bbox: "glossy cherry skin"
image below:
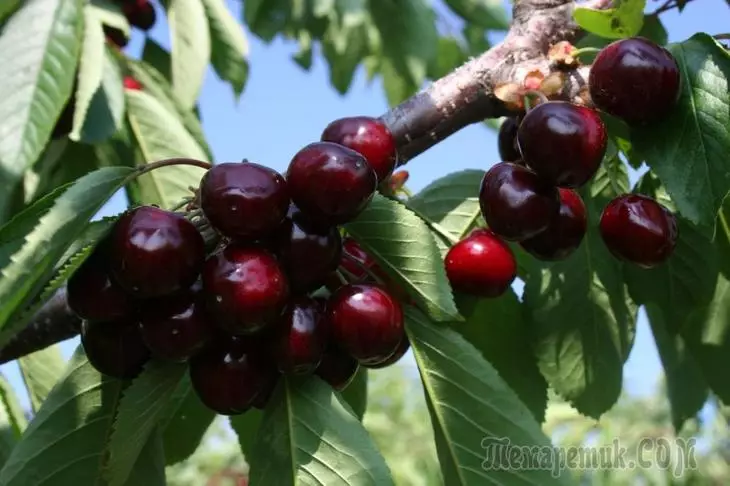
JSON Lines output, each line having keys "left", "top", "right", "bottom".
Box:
{"left": 81, "top": 318, "right": 150, "bottom": 379}
{"left": 364, "top": 336, "right": 410, "bottom": 369}
{"left": 327, "top": 284, "right": 404, "bottom": 365}
{"left": 599, "top": 194, "right": 678, "bottom": 268}
{"left": 189, "top": 336, "right": 275, "bottom": 415}
{"left": 517, "top": 101, "right": 607, "bottom": 188}
{"left": 123, "top": 76, "right": 142, "bottom": 91}
{"left": 590, "top": 37, "right": 681, "bottom": 126}
{"left": 202, "top": 244, "right": 289, "bottom": 334}
{"left": 479, "top": 162, "right": 560, "bottom": 241}
{"left": 274, "top": 207, "right": 342, "bottom": 294}
{"left": 321, "top": 116, "right": 398, "bottom": 182}
{"left": 286, "top": 142, "right": 377, "bottom": 225}
{"left": 498, "top": 117, "right": 522, "bottom": 162}
{"left": 138, "top": 283, "right": 213, "bottom": 362}
{"left": 200, "top": 162, "right": 290, "bottom": 240}
{"left": 110, "top": 206, "right": 205, "bottom": 299}
{"left": 340, "top": 238, "right": 378, "bottom": 280}
{"left": 315, "top": 346, "right": 360, "bottom": 391}
{"left": 67, "top": 242, "right": 132, "bottom": 322}
{"left": 520, "top": 188, "right": 587, "bottom": 261}
{"left": 124, "top": 0, "right": 156, "bottom": 31}
{"left": 272, "top": 297, "right": 327, "bottom": 374}
{"left": 445, "top": 229, "right": 516, "bottom": 298}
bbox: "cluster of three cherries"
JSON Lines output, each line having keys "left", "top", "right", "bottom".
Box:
{"left": 69, "top": 116, "right": 411, "bottom": 414}
{"left": 445, "top": 37, "right": 681, "bottom": 298}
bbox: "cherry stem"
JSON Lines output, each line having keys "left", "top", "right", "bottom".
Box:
{"left": 137, "top": 158, "right": 212, "bottom": 176}
{"left": 570, "top": 47, "right": 601, "bottom": 58}
{"left": 522, "top": 90, "right": 549, "bottom": 112}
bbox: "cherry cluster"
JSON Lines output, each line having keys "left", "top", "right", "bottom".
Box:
{"left": 68, "top": 117, "right": 410, "bottom": 415}
{"left": 104, "top": 0, "right": 157, "bottom": 49}
{"left": 445, "top": 37, "right": 681, "bottom": 298}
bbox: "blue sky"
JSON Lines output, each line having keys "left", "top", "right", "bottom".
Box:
{"left": 3, "top": 0, "right": 728, "bottom": 413}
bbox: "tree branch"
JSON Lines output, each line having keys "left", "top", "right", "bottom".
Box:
{"left": 0, "top": 0, "right": 612, "bottom": 364}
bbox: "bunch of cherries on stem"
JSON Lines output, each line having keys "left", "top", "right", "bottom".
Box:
{"left": 445, "top": 36, "right": 681, "bottom": 299}
{"left": 104, "top": 0, "right": 157, "bottom": 49}
{"left": 68, "top": 116, "right": 411, "bottom": 414}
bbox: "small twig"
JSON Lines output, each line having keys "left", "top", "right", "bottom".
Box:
{"left": 340, "top": 252, "right": 386, "bottom": 285}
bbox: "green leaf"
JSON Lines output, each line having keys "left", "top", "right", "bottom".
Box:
{"left": 0, "top": 348, "right": 124, "bottom": 485}
{"left": 454, "top": 291, "right": 548, "bottom": 423}
{"left": 229, "top": 410, "right": 263, "bottom": 459}
{"left": 89, "top": 0, "right": 130, "bottom": 37}
{"left": 141, "top": 38, "right": 172, "bottom": 83}
{"left": 0, "top": 166, "right": 136, "bottom": 346}
{"left": 426, "top": 37, "right": 468, "bottom": 80}
{"left": 323, "top": 23, "right": 368, "bottom": 95}
{"left": 573, "top": 0, "right": 646, "bottom": 39}
{"left": 202, "top": 0, "right": 249, "bottom": 97}
{"left": 18, "top": 345, "right": 66, "bottom": 413}
{"left": 524, "top": 161, "right": 637, "bottom": 418}
{"left": 248, "top": 377, "right": 395, "bottom": 485}
{"left": 167, "top": 0, "right": 211, "bottom": 109}
{"left": 0, "top": 0, "right": 85, "bottom": 220}
{"left": 0, "top": 374, "right": 27, "bottom": 439}
{"left": 633, "top": 34, "right": 730, "bottom": 233}
{"left": 242, "top": 0, "right": 289, "bottom": 42}
{"left": 107, "top": 362, "right": 186, "bottom": 486}
{"left": 0, "top": 402, "right": 19, "bottom": 470}
{"left": 340, "top": 367, "right": 368, "bottom": 421}
{"left": 344, "top": 194, "right": 460, "bottom": 322}
{"left": 125, "top": 89, "right": 208, "bottom": 209}
{"left": 0, "top": 0, "right": 21, "bottom": 23}
{"left": 443, "top": 0, "right": 508, "bottom": 30}
{"left": 405, "top": 307, "right": 570, "bottom": 485}
{"left": 160, "top": 375, "right": 216, "bottom": 465}
{"left": 25, "top": 141, "right": 103, "bottom": 203}
{"left": 123, "top": 431, "right": 166, "bottom": 486}
{"left": 380, "top": 58, "right": 418, "bottom": 107}
{"left": 70, "top": 9, "right": 125, "bottom": 143}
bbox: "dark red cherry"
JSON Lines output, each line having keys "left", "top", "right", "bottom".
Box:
{"left": 202, "top": 244, "right": 289, "bottom": 334}
{"left": 103, "top": 25, "right": 128, "bottom": 48}
{"left": 599, "top": 194, "right": 678, "bottom": 268}
{"left": 200, "top": 162, "right": 290, "bottom": 240}
{"left": 517, "top": 101, "right": 607, "bottom": 188}
{"left": 498, "top": 117, "right": 522, "bottom": 162}
{"left": 286, "top": 142, "right": 377, "bottom": 225}
{"left": 327, "top": 284, "right": 404, "bottom": 365}
{"left": 110, "top": 206, "right": 205, "bottom": 299}
{"left": 125, "top": 0, "right": 156, "bottom": 31}
{"left": 189, "top": 336, "right": 274, "bottom": 415}
{"left": 479, "top": 162, "right": 560, "bottom": 241}
{"left": 123, "top": 76, "right": 142, "bottom": 91}
{"left": 444, "top": 229, "right": 516, "bottom": 298}
{"left": 340, "top": 237, "right": 378, "bottom": 280}
{"left": 81, "top": 318, "right": 150, "bottom": 379}
{"left": 590, "top": 37, "right": 681, "bottom": 126}
{"left": 274, "top": 207, "right": 342, "bottom": 294}
{"left": 321, "top": 116, "right": 398, "bottom": 182}
{"left": 67, "top": 241, "right": 132, "bottom": 322}
{"left": 520, "top": 188, "right": 587, "bottom": 261}
{"left": 315, "top": 346, "right": 360, "bottom": 391}
{"left": 139, "top": 283, "right": 212, "bottom": 362}
{"left": 272, "top": 297, "right": 327, "bottom": 374}
{"left": 364, "top": 335, "right": 410, "bottom": 369}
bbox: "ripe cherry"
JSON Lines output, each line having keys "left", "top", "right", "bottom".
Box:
{"left": 498, "top": 117, "right": 522, "bottom": 162}
{"left": 67, "top": 241, "right": 132, "bottom": 322}
{"left": 479, "top": 162, "right": 560, "bottom": 241}
{"left": 517, "top": 101, "right": 607, "bottom": 188}
{"left": 274, "top": 207, "right": 342, "bottom": 293}
{"left": 123, "top": 76, "right": 142, "bottom": 91}
{"left": 139, "top": 283, "right": 212, "bottom": 362}
{"left": 286, "top": 142, "right": 376, "bottom": 225}
{"left": 272, "top": 297, "right": 326, "bottom": 375}
{"left": 200, "top": 162, "right": 290, "bottom": 240}
{"left": 321, "top": 116, "right": 398, "bottom": 182}
{"left": 520, "top": 188, "right": 587, "bottom": 261}
{"left": 340, "top": 237, "right": 379, "bottom": 280}
{"left": 202, "top": 244, "right": 289, "bottom": 334}
{"left": 445, "top": 229, "right": 516, "bottom": 298}
{"left": 189, "top": 336, "right": 274, "bottom": 415}
{"left": 124, "top": 0, "right": 156, "bottom": 31}
{"left": 315, "top": 346, "right": 360, "bottom": 391}
{"left": 599, "top": 194, "right": 678, "bottom": 268}
{"left": 81, "top": 318, "right": 150, "bottom": 379}
{"left": 327, "top": 284, "right": 404, "bottom": 366}
{"left": 110, "top": 206, "right": 205, "bottom": 299}
{"left": 590, "top": 37, "right": 681, "bottom": 126}
{"left": 364, "top": 336, "right": 410, "bottom": 369}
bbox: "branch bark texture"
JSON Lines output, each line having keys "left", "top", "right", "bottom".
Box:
{"left": 0, "top": 0, "right": 612, "bottom": 364}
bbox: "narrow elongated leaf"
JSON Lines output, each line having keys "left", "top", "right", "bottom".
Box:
{"left": 167, "top": 0, "right": 211, "bottom": 109}
{"left": 248, "top": 377, "right": 395, "bottom": 485}
{"left": 18, "top": 345, "right": 66, "bottom": 412}
{"left": 443, "top": 0, "right": 508, "bottom": 30}
{"left": 0, "top": 375, "right": 27, "bottom": 438}
{"left": 0, "top": 166, "right": 135, "bottom": 345}
{"left": 107, "top": 362, "right": 186, "bottom": 486}
{"left": 89, "top": 0, "right": 130, "bottom": 36}
{"left": 0, "top": 348, "right": 124, "bottom": 485}
{"left": 573, "top": 0, "right": 645, "bottom": 39}
{"left": 126, "top": 89, "right": 208, "bottom": 209}
{"left": 345, "top": 194, "right": 460, "bottom": 322}
{"left": 70, "top": 8, "right": 104, "bottom": 141}
{"left": 633, "top": 34, "right": 730, "bottom": 233}
{"left": 0, "top": 0, "right": 21, "bottom": 23}
{"left": 202, "top": 0, "right": 249, "bottom": 96}
{"left": 0, "top": 401, "right": 18, "bottom": 469}
{"left": 229, "top": 410, "right": 263, "bottom": 459}
{"left": 123, "top": 430, "right": 166, "bottom": 486}
{"left": 141, "top": 38, "right": 172, "bottom": 83}
{"left": 26, "top": 141, "right": 102, "bottom": 203}
{"left": 0, "top": 0, "right": 85, "bottom": 219}
{"left": 406, "top": 307, "right": 571, "bottom": 485}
